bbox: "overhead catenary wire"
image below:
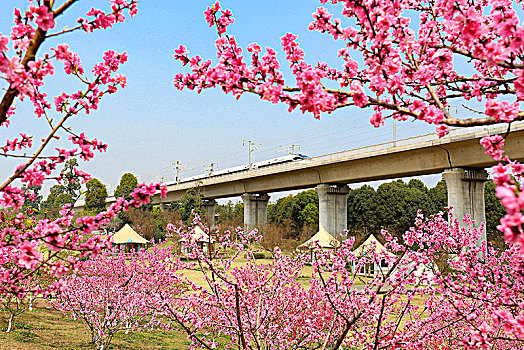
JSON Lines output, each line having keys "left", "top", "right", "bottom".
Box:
{"left": 152, "top": 117, "right": 429, "bottom": 180}
{"left": 128, "top": 95, "right": 516, "bottom": 187}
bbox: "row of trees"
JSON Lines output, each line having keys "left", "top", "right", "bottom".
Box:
{"left": 0, "top": 1, "right": 170, "bottom": 343}
{"left": 34, "top": 162, "right": 506, "bottom": 248}
{"left": 46, "top": 213, "right": 524, "bottom": 350}
{"left": 265, "top": 178, "right": 505, "bottom": 245}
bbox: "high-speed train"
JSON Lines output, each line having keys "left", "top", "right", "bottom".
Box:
{"left": 178, "top": 154, "right": 309, "bottom": 184}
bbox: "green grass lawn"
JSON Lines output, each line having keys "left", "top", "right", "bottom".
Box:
{"left": 0, "top": 301, "right": 191, "bottom": 350}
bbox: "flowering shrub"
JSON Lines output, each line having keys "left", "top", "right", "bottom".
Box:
{"left": 0, "top": 270, "right": 39, "bottom": 333}
{"left": 0, "top": 0, "right": 167, "bottom": 310}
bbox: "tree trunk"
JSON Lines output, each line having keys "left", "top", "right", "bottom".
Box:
{"left": 6, "top": 313, "right": 14, "bottom": 332}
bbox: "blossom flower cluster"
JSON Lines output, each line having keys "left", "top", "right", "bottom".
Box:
{"left": 174, "top": 0, "right": 524, "bottom": 134}
{"left": 0, "top": 180, "right": 166, "bottom": 299}
{"left": 51, "top": 244, "right": 188, "bottom": 349}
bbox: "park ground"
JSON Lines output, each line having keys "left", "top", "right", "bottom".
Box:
{"left": 0, "top": 255, "right": 425, "bottom": 349}
{"left": 0, "top": 300, "right": 188, "bottom": 350}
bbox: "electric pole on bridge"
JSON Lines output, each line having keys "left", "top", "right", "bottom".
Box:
{"left": 280, "top": 144, "right": 301, "bottom": 155}
{"left": 206, "top": 162, "right": 217, "bottom": 177}
{"left": 393, "top": 119, "right": 397, "bottom": 145}
{"left": 172, "top": 161, "right": 183, "bottom": 184}
{"left": 242, "top": 140, "right": 261, "bottom": 169}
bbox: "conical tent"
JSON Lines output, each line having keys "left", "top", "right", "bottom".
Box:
{"left": 298, "top": 228, "right": 340, "bottom": 250}
{"left": 111, "top": 224, "right": 148, "bottom": 244}
{"left": 352, "top": 234, "right": 394, "bottom": 257}
{"left": 179, "top": 225, "right": 215, "bottom": 243}
{"left": 177, "top": 225, "right": 215, "bottom": 257}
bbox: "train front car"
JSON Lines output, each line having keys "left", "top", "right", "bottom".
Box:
{"left": 293, "top": 154, "right": 310, "bottom": 160}
{"left": 253, "top": 154, "right": 310, "bottom": 169}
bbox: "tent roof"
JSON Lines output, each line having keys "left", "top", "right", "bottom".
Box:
{"left": 352, "top": 234, "right": 395, "bottom": 257}
{"left": 112, "top": 224, "right": 148, "bottom": 244}
{"left": 179, "top": 225, "right": 215, "bottom": 243}
{"left": 298, "top": 228, "right": 340, "bottom": 250}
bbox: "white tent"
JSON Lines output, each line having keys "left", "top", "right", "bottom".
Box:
{"left": 298, "top": 228, "right": 340, "bottom": 250}
{"left": 178, "top": 225, "right": 215, "bottom": 243}
{"left": 351, "top": 234, "right": 395, "bottom": 276}
{"left": 111, "top": 224, "right": 148, "bottom": 244}
{"left": 353, "top": 234, "right": 394, "bottom": 257}
{"left": 178, "top": 225, "right": 215, "bottom": 257}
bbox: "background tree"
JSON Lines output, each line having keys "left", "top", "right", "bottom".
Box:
{"left": 84, "top": 178, "right": 108, "bottom": 214}
{"left": 268, "top": 195, "right": 300, "bottom": 234}
{"left": 485, "top": 180, "right": 507, "bottom": 250}
{"left": 40, "top": 185, "right": 74, "bottom": 219}
{"left": 114, "top": 173, "right": 138, "bottom": 200}
{"left": 300, "top": 203, "right": 319, "bottom": 228}
{"left": 170, "top": 188, "right": 206, "bottom": 225}
{"left": 40, "top": 159, "right": 87, "bottom": 218}
{"left": 126, "top": 206, "right": 181, "bottom": 241}
{"left": 215, "top": 200, "right": 244, "bottom": 227}
{"left": 114, "top": 173, "right": 138, "bottom": 224}
{"left": 428, "top": 179, "right": 448, "bottom": 214}
{"left": 294, "top": 189, "right": 319, "bottom": 230}
{"left": 268, "top": 189, "right": 319, "bottom": 238}
{"left": 59, "top": 158, "right": 82, "bottom": 198}
{"left": 260, "top": 178, "right": 506, "bottom": 247}
{"left": 347, "top": 184, "right": 379, "bottom": 234}
{"left": 374, "top": 180, "right": 433, "bottom": 238}
{"left": 21, "top": 185, "right": 42, "bottom": 214}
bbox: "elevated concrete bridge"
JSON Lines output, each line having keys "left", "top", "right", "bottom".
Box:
{"left": 76, "top": 123, "right": 524, "bottom": 240}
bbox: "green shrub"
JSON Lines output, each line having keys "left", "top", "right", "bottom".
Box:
{"left": 253, "top": 252, "right": 265, "bottom": 259}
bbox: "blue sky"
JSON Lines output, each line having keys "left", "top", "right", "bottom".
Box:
{"left": 0, "top": 1, "right": 442, "bottom": 200}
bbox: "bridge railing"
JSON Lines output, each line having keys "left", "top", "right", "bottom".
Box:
{"left": 311, "top": 123, "right": 523, "bottom": 165}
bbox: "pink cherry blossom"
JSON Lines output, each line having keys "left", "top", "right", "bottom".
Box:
{"left": 33, "top": 5, "right": 55, "bottom": 32}
{"left": 480, "top": 134, "right": 505, "bottom": 161}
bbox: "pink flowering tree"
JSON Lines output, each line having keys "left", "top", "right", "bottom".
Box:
{"left": 0, "top": 1, "right": 168, "bottom": 299}
{"left": 50, "top": 244, "right": 188, "bottom": 350}
{"left": 173, "top": 0, "right": 524, "bottom": 253}
{"left": 0, "top": 266, "right": 39, "bottom": 333}
{"left": 164, "top": 212, "right": 524, "bottom": 349}
{"left": 402, "top": 213, "right": 524, "bottom": 348}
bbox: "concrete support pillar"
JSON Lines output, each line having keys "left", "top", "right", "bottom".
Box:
{"left": 241, "top": 193, "right": 270, "bottom": 230}
{"left": 316, "top": 184, "right": 350, "bottom": 238}
{"left": 442, "top": 168, "right": 488, "bottom": 243}
{"left": 202, "top": 199, "right": 217, "bottom": 227}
